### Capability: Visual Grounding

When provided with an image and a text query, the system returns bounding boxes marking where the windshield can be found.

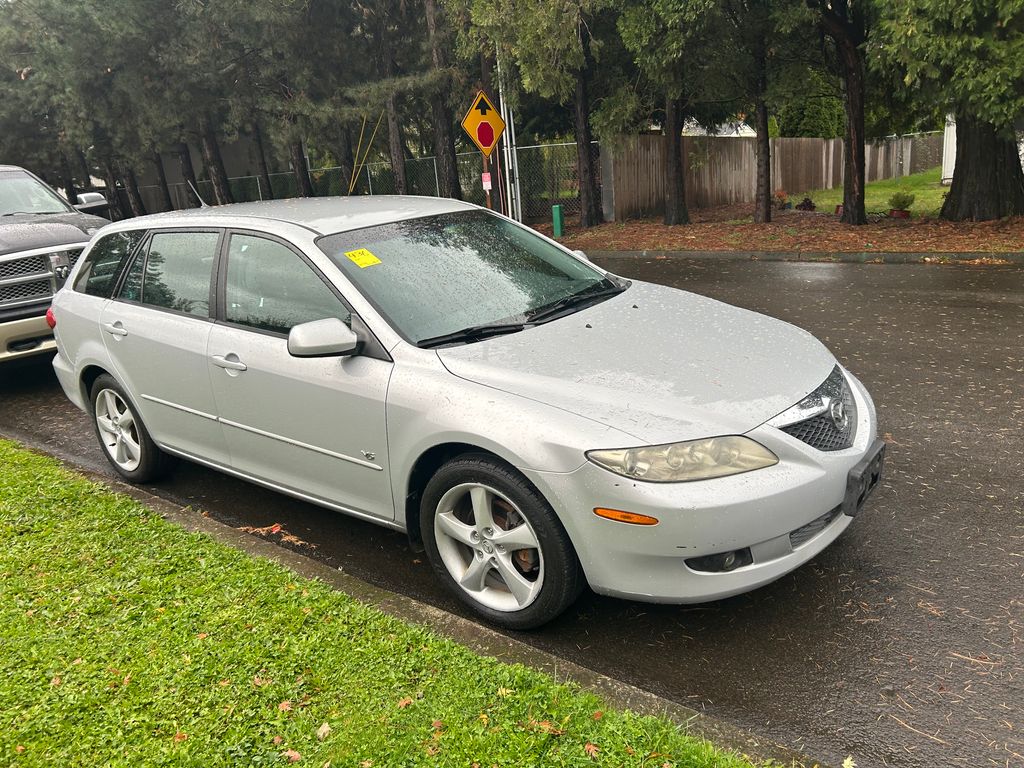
[318,210,616,344]
[0,169,73,216]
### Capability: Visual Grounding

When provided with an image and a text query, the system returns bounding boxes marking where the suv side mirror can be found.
[74,192,110,214]
[288,318,360,358]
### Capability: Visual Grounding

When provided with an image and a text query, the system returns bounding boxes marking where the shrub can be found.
[795,196,816,211]
[888,190,916,211]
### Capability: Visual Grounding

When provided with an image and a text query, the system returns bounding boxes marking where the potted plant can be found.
[888,191,915,219]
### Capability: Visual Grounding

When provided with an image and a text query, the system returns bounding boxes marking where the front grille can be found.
[0,254,48,280]
[790,505,841,548]
[0,279,52,304]
[67,248,84,268]
[780,367,857,451]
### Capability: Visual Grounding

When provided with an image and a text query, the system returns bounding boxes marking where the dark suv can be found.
[0,164,108,362]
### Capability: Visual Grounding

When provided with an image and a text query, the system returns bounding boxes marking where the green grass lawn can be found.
[0,440,761,767]
[792,165,946,217]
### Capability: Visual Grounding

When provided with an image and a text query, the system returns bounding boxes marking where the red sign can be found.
[481,172,492,191]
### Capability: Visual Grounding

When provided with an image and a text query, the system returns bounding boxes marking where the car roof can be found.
[102,195,481,237]
[0,164,29,172]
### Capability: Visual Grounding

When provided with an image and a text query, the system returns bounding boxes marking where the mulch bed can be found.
[538,205,1024,253]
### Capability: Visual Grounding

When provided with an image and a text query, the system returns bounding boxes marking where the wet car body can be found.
[49,196,883,627]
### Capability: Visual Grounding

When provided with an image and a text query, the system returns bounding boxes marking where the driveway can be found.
[2,258,1021,767]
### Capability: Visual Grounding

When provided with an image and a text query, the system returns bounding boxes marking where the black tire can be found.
[420,453,584,630]
[89,373,173,483]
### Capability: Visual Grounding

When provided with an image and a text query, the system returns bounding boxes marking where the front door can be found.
[206,232,394,520]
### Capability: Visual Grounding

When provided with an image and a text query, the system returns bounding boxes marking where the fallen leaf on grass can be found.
[50,675,61,686]
[279,700,293,712]
[431,720,443,730]
[272,736,283,745]
[584,742,600,758]
[282,749,301,762]
[397,697,413,709]
[253,675,272,687]
[592,710,603,720]
[173,732,187,743]
[316,722,331,741]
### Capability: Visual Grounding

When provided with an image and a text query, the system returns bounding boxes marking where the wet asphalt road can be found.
[2,259,1022,768]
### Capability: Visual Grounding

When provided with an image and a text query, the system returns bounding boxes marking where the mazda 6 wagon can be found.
[51,196,884,628]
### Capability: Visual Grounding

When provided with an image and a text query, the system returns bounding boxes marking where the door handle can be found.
[210,354,247,372]
[102,321,128,337]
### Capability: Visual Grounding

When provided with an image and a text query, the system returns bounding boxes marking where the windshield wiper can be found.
[526,280,627,324]
[417,321,527,349]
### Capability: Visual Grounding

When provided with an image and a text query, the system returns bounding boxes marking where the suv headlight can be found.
[586,436,778,483]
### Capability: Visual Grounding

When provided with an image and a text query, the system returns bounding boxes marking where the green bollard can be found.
[552,204,563,238]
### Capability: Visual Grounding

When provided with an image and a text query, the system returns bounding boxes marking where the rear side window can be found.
[224,234,346,334]
[73,231,144,297]
[131,231,219,318]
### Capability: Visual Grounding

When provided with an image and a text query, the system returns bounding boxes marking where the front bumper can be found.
[521,370,879,603]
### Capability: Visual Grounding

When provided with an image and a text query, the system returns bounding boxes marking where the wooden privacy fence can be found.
[600,132,942,221]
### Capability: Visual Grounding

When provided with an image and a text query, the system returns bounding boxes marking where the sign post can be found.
[461,91,506,210]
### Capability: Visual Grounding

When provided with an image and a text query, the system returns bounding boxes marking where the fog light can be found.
[685,547,753,573]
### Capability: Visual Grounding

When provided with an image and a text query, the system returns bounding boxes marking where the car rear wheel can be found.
[421,453,583,629]
[90,374,172,483]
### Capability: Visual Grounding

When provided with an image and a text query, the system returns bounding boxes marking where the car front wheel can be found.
[421,454,584,629]
[90,374,172,483]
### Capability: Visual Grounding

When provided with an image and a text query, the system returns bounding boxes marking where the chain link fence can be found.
[135,141,595,223]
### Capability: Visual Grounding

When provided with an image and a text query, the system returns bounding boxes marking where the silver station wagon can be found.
[51,197,884,628]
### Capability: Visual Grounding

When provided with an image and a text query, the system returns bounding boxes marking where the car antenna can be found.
[186,180,209,208]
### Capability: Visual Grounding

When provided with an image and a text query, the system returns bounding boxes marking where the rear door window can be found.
[116,231,219,317]
[74,231,145,297]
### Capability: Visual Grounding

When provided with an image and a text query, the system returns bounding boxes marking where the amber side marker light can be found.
[593,508,659,526]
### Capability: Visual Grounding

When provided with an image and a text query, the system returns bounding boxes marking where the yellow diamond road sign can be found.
[461,91,505,159]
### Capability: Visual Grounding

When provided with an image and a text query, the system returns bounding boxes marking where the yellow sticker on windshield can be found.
[344,248,381,268]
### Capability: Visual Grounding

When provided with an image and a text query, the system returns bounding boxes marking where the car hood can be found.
[0,212,104,257]
[436,280,837,445]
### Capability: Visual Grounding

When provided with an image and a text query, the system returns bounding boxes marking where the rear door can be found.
[100,229,228,461]
[206,231,394,520]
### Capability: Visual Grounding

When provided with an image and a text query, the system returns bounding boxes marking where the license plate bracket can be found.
[842,438,885,517]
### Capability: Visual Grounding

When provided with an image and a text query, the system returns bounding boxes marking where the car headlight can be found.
[586,436,778,483]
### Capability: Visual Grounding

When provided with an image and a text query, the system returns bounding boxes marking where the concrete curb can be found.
[10,433,829,768]
[588,249,1024,264]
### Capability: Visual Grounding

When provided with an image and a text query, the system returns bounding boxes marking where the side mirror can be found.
[573,249,591,263]
[74,192,110,213]
[287,318,360,358]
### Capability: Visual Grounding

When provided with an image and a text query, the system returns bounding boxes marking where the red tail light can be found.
[45,307,56,329]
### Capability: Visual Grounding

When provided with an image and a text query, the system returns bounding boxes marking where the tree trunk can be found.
[289,139,314,197]
[75,149,91,191]
[814,2,867,225]
[335,128,359,195]
[424,0,462,200]
[152,150,173,212]
[753,96,772,224]
[664,96,689,226]
[752,39,771,224]
[198,121,234,205]
[838,42,867,225]
[252,121,275,200]
[942,113,1024,221]
[119,163,147,217]
[59,153,78,204]
[101,160,124,220]
[573,52,602,228]
[176,142,201,207]
[386,94,408,195]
